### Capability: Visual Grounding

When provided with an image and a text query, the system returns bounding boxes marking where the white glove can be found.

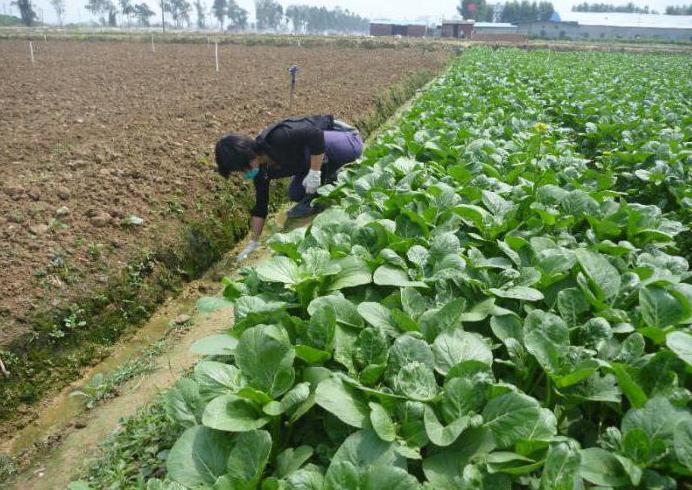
[236,240,259,263]
[302,169,322,194]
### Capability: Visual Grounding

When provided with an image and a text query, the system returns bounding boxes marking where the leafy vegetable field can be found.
[117,48,691,489]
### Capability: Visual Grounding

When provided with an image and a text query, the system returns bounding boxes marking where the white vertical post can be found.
[214,41,219,72]
[43,33,47,42]
[151,33,155,52]
[29,41,35,63]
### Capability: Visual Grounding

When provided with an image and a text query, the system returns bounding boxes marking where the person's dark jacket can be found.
[251,123,325,218]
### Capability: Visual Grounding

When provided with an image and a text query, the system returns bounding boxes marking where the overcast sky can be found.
[4,0,690,25]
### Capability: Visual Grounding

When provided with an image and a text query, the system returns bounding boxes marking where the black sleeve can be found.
[273,124,325,155]
[251,178,270,219]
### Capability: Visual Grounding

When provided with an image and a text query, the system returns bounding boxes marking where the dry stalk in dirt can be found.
[0,356,9,378]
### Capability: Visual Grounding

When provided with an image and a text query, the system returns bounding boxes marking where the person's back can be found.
[215,115,363,262]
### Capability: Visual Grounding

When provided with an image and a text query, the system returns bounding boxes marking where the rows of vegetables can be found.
[153,49,692,489]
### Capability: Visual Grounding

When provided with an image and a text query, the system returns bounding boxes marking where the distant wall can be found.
[441,23,474,38]
[474,25,518,34]
[370,23,428,37]
[472,33,529,42]
[518,21,692,41]
[407,24,427,37]
[370,23,393,36]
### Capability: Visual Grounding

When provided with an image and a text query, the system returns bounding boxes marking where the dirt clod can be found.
[173,314,192,325]
[28,224,49,236]
[89,212,111,228]
[4,185,25,198]
[56,187,71,200]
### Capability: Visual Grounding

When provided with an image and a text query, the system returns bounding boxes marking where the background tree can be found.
[164,0,191,28]
[119,0,135,26]
[500,0,554,23]
[133,2,155,24]
[11,0,37,25]
[284,4,368,34]
[50,0,65,25]
[227,0,248,30]
[85,0,118,26]
[457,0,493,21]
[571,2,653,13]
[254,0,282,30]
[537,1,554,20]
[285,4,306,32]
[194,0,205,28]
[666,4,692,14]
[212,0,226,30]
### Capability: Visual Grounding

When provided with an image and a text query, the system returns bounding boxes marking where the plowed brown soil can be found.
[0,39,449,348]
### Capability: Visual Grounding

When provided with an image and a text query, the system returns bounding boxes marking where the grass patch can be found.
[0,30,457,52]
[77,396,179,486]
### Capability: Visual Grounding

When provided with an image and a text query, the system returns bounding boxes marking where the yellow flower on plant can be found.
[533,122,549,133]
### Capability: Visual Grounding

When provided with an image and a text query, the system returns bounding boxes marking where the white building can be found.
[517,12,692,42]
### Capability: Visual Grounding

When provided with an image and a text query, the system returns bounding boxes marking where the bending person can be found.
[215,115,363,262]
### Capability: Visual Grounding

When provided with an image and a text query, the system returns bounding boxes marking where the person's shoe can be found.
[287,199,323,219]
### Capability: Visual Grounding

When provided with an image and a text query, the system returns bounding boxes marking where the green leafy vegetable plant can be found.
[150,48,692,489]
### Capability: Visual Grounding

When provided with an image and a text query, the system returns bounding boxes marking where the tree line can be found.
[209,0,368,32]
[571,2,656,14]
[664,4,692,14]
[572,2,692,14]
[458,0,555,23]
[12,0,369,32]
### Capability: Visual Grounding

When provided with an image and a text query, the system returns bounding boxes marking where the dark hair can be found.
[215,133,258,178]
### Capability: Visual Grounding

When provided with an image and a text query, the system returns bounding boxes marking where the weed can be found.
[70,339,166,409]
[165,199,185,217]
[87,242,102,260]
[77,397,180,487]
[0,454,17,482]
[48,218,68,231]
[64,305,87,331]
[51,143,72,157]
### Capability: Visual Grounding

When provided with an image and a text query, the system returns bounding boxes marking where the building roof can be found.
[370,19,430,26]
[556,11,692,29]
[474,22,516,27]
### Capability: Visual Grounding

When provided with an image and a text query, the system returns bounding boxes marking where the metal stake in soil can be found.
[151,33,155,53]
[214,42,219,73]
[29,41,34,64]
[288,65,299,113]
